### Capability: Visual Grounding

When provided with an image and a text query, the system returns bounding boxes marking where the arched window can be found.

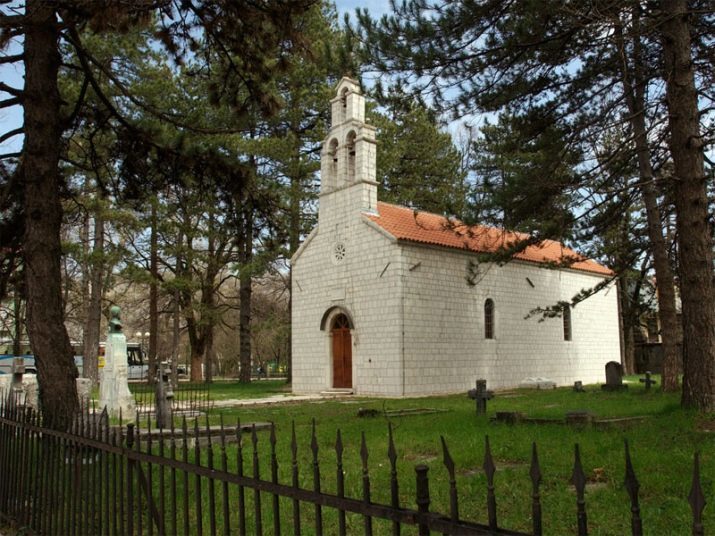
[563,304,572,341]
[328,138,339,184]
[340,87,349,121]
[346,131,356,182]
[484,299,495,339]
[333,314,350,330]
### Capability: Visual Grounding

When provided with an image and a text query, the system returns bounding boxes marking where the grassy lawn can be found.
[160,375,715,535]
[206,379,291,400]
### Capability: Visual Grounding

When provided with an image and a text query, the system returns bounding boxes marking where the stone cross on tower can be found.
[319,77,378,220]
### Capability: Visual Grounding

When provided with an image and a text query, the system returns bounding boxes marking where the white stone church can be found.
[291,78,621,396]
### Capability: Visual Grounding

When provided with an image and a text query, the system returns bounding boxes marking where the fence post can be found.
[126,423,135,536]
[415,464,430,536]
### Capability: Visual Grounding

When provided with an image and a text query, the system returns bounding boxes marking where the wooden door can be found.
[331,315,352,388]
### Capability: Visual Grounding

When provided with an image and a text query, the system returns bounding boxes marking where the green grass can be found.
[155,375,713,535]
[205,379,290,400]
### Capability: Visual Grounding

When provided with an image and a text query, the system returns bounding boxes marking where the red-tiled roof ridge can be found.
[365,202,613,276]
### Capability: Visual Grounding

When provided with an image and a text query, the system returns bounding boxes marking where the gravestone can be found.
[565,410,593,426]
[573,381,585,392]
[99,306,136,421]
[519,377,557,389]
[639,371,657,391]
[601,361,628,391]
[468,379,494,415]
[154,361,174,429]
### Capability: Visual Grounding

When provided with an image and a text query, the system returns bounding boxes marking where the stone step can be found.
[320,388,353,397]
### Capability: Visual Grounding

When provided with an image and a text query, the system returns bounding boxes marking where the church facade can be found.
[291,78,621,396]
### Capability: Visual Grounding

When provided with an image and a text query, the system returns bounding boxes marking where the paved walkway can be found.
[212,393,340,408]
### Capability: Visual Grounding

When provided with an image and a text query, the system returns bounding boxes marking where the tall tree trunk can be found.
[12,291,22,356]
[614,11,681,390]
[83,211,104,387]
[660,0,715,410]
[23,2,79,426]
[171,230,182,388]
[237,182,254,384]
[618,276,636,374]
[286,154,302,384]
[190,347,204,382]
[204,327,214,383]
[238,268,252,383]
[149,197,158,383]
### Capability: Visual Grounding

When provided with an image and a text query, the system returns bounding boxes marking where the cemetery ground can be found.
[126,376,713,534]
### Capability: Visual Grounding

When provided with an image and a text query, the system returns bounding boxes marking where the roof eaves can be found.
[290,226,318,265]
[362,215,398,242]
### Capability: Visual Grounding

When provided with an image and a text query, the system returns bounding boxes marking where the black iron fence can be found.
[132,381,212,420]
[0,398,707,535]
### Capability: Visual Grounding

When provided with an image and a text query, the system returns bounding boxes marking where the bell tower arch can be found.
[319,77,378,220]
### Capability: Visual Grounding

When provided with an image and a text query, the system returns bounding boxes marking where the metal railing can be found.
[132,382,212,420]
[0,398,707,535]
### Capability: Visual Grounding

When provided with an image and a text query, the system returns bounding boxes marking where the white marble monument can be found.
[99,306,136,422]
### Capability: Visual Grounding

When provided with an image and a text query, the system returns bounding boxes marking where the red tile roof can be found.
[365,202,613,276]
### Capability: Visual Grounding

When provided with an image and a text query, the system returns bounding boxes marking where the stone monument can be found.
[600,361,627,391]
[99,306,136,421]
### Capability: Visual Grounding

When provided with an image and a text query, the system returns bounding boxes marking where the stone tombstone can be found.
[154,361,174,429]
[601,361,628,391]
[519,377,557,390]
[99,306,136,422]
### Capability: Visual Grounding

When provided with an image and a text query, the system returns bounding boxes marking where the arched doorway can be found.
[331,314,352,388]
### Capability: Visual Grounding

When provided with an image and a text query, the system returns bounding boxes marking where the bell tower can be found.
[319,77,378,220]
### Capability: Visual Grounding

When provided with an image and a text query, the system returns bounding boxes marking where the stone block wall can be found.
[400,244,620,393]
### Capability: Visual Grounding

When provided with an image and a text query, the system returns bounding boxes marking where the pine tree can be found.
[0,0,314,424]
[369,98,467,216]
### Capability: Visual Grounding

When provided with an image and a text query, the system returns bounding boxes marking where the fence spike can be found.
[483,436,498,530]
[311,419,323,535]
[270,423,280,535]
[236,417,243,448]
[387,423,397,467]
[361,431,373,535]
[219,415,230,536]
[441,436,459,522]
[236,418,246,536]
[270,422,277,451]
[387,423,400,533]
[252,424,263,535]
[205,413,212,448]
[441,435,455,476]
[335,428,344,459]
[623,439,642,536]
[310,418,319,460]
[291,421,301,536]
[291,421,298,463]
[193,419,203,535]
[361,431,370,471]
[530,442,543,536]
[571,444,588,535]
[219,414,226,449]
[182,416,188,448]
[689,451,706,536]
[335,429,346,535]
[251,423,259,455]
